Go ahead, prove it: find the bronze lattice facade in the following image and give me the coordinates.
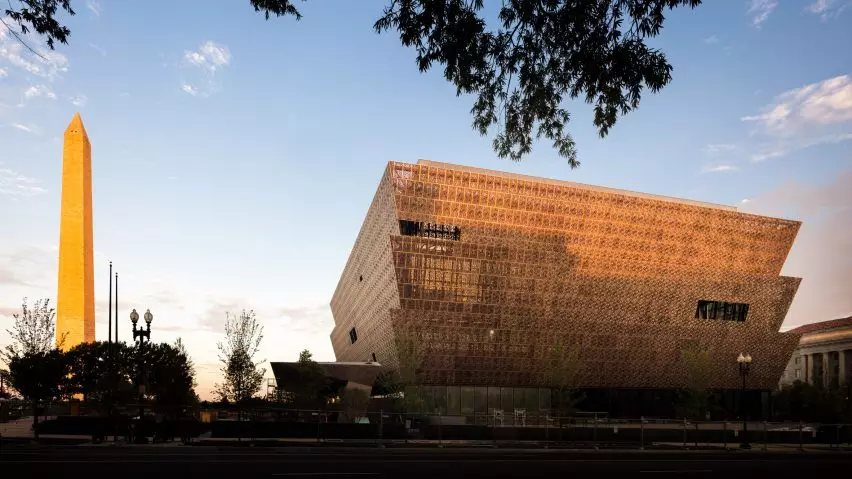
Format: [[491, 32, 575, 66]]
[[330, 160, 803, 391]]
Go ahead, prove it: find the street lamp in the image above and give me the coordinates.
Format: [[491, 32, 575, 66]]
[[737, 352, 753, 450], [130, 308, 153, 444]]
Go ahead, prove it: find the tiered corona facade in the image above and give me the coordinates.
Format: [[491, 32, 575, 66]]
[[330, 160, 802, 391]]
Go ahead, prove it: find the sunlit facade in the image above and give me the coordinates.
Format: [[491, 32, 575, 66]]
[[56, 113, 95, 350], [330, 160, 803, 403]]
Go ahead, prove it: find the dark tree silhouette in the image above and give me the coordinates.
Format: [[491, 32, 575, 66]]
[[7, 349, 71, 437], [3, 0, 703, 165]]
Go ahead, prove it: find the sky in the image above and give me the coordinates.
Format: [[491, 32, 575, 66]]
[[1, 1, 850, 400]]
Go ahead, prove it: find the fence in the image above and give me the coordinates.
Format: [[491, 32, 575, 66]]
[[203, 408, 852, 450], [17, 405, 852, 449]]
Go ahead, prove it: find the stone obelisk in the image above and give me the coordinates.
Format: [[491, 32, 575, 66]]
[[56, 113, 94, 350]]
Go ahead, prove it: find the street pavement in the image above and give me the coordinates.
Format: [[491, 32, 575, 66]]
[[2, 444, 851, 478]]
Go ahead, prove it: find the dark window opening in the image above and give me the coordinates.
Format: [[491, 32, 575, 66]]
[[371, 353, 377, 362], [349, 327, 358, 344], [399, 219, 461, 241], [359, 275, 363, 282], [695, 300, 749, 322]]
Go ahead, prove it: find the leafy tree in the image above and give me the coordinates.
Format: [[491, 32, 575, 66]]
[[4, 0, 703, 165], [548, 340, 583, 416], [773, 381, 851, 423], [677, 342, 714, 420], [287, 349, 330, 408], [66, 341, 113, 402], [214, 310, 266, 404], [6, 349, 71, 437], [377, 330, 427, 413], [2, 297, 65, 362], [144, 339, 199, 408], [0, 367, 12, 399], [338, 388, 371, 423]]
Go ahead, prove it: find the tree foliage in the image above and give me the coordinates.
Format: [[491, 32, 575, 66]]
[[6, 0, 702, 165], [677, 342, 714, 420], [144, 339, 200, 407], [6, 348, 71, 436], [1, 0, 74, 49], [2, 297, 64, 362], [548, 340, 583, 415], [377, 331, 427, 412], [215, 310, 266, 403], [287, 349, 330, 408], [773, 381, 852, 423]]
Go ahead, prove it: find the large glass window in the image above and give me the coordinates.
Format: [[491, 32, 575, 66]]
[[474, 387, 488, 414], [487, 386, 501, 411], [447, 386, 461, 415], [695, 300, 749, 322], [539, 388, 552, 411], [501, 387, 514, 411], [461, 387, 475, 415], [399, 219, 461, 241]]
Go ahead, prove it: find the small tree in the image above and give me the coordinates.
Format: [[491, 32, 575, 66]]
[[66, 341, 111, 403], [548, 341, 584, 417], [214, 310, 265, 404], [678, 342, 713, 420], [376, 330, 426, 413], [338, 388, 371, 423], [7, 349, 71, 437], [145, 339, 199, 410], [2, 297, 65, 362], [288, 349, 329, 409]]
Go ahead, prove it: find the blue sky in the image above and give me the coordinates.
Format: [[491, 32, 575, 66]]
[[1, 1, 850, 399]]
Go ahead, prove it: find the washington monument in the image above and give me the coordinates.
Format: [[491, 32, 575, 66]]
[[56, 113, 95, 349]]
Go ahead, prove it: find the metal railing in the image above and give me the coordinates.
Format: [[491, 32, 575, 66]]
[[12, 404, 852, 450]]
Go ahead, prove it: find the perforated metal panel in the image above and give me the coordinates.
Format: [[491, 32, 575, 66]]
[[331, 161, 803, 390]]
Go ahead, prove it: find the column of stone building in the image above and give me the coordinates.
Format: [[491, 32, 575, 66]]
[[823, 353, 832, 387], [840, 350, 848, 386], [807, 354, 816, 385]]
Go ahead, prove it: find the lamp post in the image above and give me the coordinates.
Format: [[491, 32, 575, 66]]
[[737, 352, 753, 450], [131, 308, 153, 444]]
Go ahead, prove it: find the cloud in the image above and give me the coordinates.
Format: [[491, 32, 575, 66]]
[[747, 0, 778, 27], [0, 67, 7, 78], [742, 75, 852, 133], [0, 244, 56, 290], [807, 0, 851, 20], [23, 84, 56, 99], [0, 21, 70, 82], [0, 166, 46, 197], [741, 75, 852, 161], [704, 35, 719, 44], [701, 164, 739, 173], [703, 143, 736, 156], [749, 132, 852, 162], [88, 43, 107, 57], [741, 170, 852, 329], [70, 94, 87, 107], [9, 123, 38, 134], [180, 41, 230, 97], [181, 83, 199, 96], [86, 0, 101, 17], [184, 41, 231, 74]]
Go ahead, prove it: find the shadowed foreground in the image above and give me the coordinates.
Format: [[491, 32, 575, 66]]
[[2, 444, 852, 478]]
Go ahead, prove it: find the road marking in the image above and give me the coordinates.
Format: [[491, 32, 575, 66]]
[[640, 471, 712, 474], [271, 474, 377, 477]]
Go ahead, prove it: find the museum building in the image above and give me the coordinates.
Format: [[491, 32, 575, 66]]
[[328, 160, 803, 417]]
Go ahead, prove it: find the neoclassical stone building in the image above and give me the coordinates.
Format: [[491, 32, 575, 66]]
[[780, 316, 852, 388]]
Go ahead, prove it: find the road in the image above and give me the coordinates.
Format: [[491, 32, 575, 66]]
[[2, 444, 851, 478]]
